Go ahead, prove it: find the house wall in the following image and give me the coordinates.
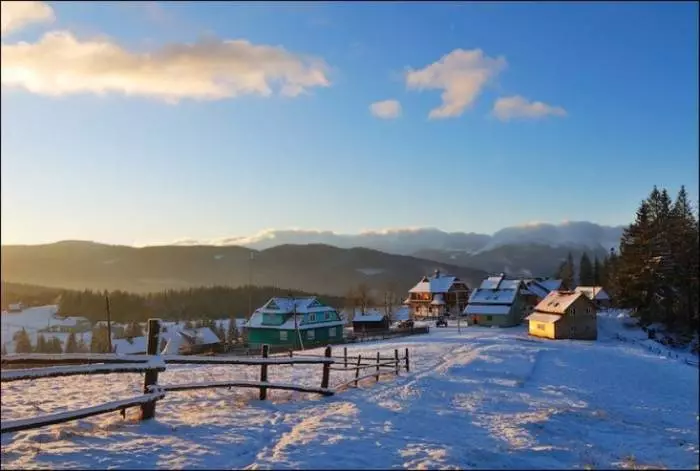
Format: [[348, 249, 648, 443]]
[[248, 325, 344, 348], [528, 320, 557, 339], [469, 302, 523, 327], [352, 320, 389, 332], [555, 298, 597, 340]]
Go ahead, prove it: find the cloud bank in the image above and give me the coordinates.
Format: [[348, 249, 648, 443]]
[[370, 99, 401, 119], [406, 48, 506, 119], [492, 95, 567, 121], [1, 1, 54, 37]]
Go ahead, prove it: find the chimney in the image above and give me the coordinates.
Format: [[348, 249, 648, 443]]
[[434, 269, 441, 278]]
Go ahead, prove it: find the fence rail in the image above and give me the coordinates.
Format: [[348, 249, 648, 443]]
[[1, 319, 412, 435]]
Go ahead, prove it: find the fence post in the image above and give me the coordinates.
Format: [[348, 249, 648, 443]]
[[259, 344, 269, 400], [288, 349, 293, 358], [375, 351, 380, 381], [321, 345, 332, 389], [405, 348, 410, 372], [344, 347, 347, 368], [141, 318, 161, 421], [355, 354, 362, 387], [394, 349, 400, 375]]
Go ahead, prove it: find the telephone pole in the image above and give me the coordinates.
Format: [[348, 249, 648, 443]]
[[105, 295, 113, 353]]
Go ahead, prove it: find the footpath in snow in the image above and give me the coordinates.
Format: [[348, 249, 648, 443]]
[[1, 313, 698, 470]]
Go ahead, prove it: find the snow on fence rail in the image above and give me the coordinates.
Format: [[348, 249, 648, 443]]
[[1, 319, 412, 434]]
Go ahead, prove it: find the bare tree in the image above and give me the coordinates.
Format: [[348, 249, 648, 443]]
[[355, 283, 372, 315]]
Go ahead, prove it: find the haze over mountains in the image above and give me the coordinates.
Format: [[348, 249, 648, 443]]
[[172, 221, 624, 255], [1, 222, 624, 296]]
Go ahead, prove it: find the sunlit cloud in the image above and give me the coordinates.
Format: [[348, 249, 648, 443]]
[[492, 95, 567, 121], [370, 99, 401, 119], [1, 0, 55, 36]]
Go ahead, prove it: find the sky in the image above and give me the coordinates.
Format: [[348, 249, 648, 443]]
[[1, 1, 698, 246]]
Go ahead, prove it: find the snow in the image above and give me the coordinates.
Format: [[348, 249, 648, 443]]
[[247, 311, 345, 331], [430, 294, 446, 305], [535, 291, 590, 315], [393, 307, 410, 322], [2, 359, 166, 382], [525, 313, 562, 324], [353, 312, 386, 323], [112, 336, 148, 355], [408, 273, 459, 294], [575, 286, 610, 301], [1, 310, 698, 469], [538, 279, 563, 292], [464, 304, 512, 316], [260, 297, 330, 314]]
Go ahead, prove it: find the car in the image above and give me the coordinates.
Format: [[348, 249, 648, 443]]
[[436, 317, 448, 327], [397, 319, 414, 329]]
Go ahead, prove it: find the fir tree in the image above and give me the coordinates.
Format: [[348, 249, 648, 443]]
[[593, 257, 601, 286], [556, 252, 575, 289], [65, 332, 78, 353], [35, 334, 47, 353], [227, 318, 239, 345], [579, 253, 594, 286], [15, 329, 32, 354], [90, 327, 112, 353]]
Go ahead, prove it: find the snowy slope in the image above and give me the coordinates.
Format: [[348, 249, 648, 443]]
[[1, 313, 698, 469]]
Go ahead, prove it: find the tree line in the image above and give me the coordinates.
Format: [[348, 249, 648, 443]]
[[555, 185, 698, 336]]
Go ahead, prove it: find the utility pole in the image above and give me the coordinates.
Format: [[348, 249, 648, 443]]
[[291, 293, 304, 350], [105, 295, 113, 353], [248, 252, 254, 318]]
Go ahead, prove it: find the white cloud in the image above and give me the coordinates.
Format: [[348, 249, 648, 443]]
[[1, 31, 331, 102], [492, 95, 567, 121], [406, 48, 506, 119], [1, 1, 54, 36], [369, 99, 401, 119]]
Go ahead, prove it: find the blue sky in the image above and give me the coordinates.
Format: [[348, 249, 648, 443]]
[[1, 1, 697, 246]]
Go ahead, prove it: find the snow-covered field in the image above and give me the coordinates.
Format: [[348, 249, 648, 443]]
[[2, 311, 698, 470]]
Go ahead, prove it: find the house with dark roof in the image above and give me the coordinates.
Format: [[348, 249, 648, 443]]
[[574, 286, 611, 308], [464, 274, 525, 327], [352, 310, 390, 333], [525, 290, 597, 340], [404, 270, 470, 319]]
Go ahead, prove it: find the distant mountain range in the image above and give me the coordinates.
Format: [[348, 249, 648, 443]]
[[0, 242, 487, 297], [170, 222, 624, 277], [172, 221, 624, 255]]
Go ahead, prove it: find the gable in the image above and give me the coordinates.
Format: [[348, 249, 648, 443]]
[[265, 299, 280, 310], [306, 298, 322, 308]]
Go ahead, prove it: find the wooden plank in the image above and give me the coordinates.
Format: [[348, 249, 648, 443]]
[[355, 354, 362, 387], [405, 347, 410, 372], [1, 361, 165, 383], [259, 345, 269, 400], [141, 318, 161, 420], [162, 355, 333, 365], [1, 390, 165, 435], [162, 380, 334, 396], [321, 346, 331, 389], [395, 349, 400, 375], [375, 352, 380, 381], [1, 353, 154, 366]]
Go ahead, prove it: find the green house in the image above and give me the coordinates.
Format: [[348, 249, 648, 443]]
[[246, 296, 345, 349], [463, 275, 525, 327]]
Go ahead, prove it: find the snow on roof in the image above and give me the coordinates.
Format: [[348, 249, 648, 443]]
[[246, 311, 345, 331], [479, 274, 505, 290], [408, 272, 462, 294], [430, 294, 446, 305], [393, 306, 410, 321], [575, 286, 610, 300], [259, 297, 332, 314], [162, 334, 185, 355], [525, 312, 562, 324], [534, 290, 591, 315], [468, 288, 518, 305], [353, 311, 387, 323], [112, 336, 148, 354], [539, 279, 563, 292], [464, 304, 512, 316], [402, 296, 411, 305]]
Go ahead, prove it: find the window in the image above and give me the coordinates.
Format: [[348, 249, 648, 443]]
[[570, 308, 576, 317], [307, 330, 315, 341], [329, 327, 336, 337], [486, 315, 493, 321], [308, 313, 316, 322], [537, 323, 545, 331], [280, 331, 288, 341]]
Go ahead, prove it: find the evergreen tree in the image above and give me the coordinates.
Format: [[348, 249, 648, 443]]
[[90, 327, 112, 353], [65, 332, 78, 353], [556, 252, 575, 289], [36, 334, 47, 353], [15, 329, 32, 354], [579, 253, 594, 286], [76, 334, 88, 353], [593, 257, 601, 286], [49, 337, 64, 353]]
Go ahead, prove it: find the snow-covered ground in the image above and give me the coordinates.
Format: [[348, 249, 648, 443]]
[[1, 311, 698, 469]]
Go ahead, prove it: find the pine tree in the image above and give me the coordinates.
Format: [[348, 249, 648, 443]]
[[90, 327, 111, 353], [36, 334, 47, 353], [593, 257, 601, 286], [65, 332, 78, 353], [556, 252, 575, 289], [77, 334, 88, 353], [50, 337, 64, 353], [15, 329, 32, 354], [579, 253, 594, 286]]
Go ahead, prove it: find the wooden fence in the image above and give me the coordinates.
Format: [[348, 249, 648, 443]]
[[1, 318, 410, 435]]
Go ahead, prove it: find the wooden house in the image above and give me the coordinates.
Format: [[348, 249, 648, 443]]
[[161, 326, 223, 355], [525, 290, 597, 340], [574, 286, 611, 308], [246, 296, 344, 349], [404, 270, 470, 319], [352, 310, 390, 333], [464, 274, 525, 327]]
